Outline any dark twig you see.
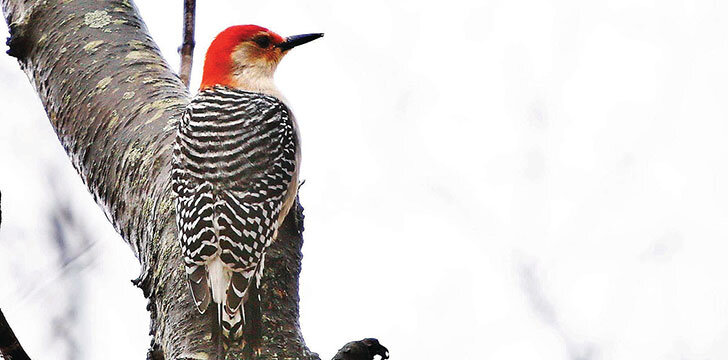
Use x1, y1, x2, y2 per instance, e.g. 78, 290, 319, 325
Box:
332, 338, 389, 360
0, 309, 32, 360
179, 0, 196, 88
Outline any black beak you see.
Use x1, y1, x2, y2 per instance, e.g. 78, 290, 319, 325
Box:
277, 33, 324, 51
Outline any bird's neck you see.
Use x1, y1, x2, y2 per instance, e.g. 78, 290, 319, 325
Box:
199, 61, 285, 101
229, 69, 284, 100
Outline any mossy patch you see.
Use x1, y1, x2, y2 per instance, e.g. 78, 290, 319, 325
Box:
83, 40, 104, 53
125, 50, 156, 61
96, 76, 112, 90
84, 10, 112, 29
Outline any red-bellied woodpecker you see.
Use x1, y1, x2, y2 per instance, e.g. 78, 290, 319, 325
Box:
171, 25, 322, 345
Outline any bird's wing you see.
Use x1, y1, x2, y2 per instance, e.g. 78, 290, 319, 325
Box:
173, 86, 297, 323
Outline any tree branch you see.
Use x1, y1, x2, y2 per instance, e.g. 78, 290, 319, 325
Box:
179, 0, 195, 89
332, 339, 389, 360
0, 309, 31, 360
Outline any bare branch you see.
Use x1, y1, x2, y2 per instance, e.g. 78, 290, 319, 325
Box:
332, 338, 389, 360
179, 0, 195, 88
0, 308, 32, 359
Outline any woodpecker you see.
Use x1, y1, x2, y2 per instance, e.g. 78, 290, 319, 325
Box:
171, 25, 322, 344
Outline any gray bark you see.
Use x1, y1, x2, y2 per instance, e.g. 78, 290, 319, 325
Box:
1, 1, 317, 359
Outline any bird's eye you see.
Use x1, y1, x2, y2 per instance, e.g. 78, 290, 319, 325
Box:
253, 36, 271, 48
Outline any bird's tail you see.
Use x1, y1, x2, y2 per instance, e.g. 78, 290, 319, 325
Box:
221, 271, 262, 349
185, 264, 212, 314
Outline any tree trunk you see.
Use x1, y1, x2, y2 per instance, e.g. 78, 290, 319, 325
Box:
1, 1, 317, 359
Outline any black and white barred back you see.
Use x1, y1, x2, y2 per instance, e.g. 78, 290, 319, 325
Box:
172, 85, 298, 342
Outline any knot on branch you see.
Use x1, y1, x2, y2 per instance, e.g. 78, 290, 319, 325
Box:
333, 338, 389, 360
146, 343, 164, 360
6, 23, 30, 61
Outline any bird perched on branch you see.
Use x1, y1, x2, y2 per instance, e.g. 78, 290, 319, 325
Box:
172, 25, 322, 346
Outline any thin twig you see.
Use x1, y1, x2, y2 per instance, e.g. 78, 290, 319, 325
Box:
179, 0, 196, 88
0, 309, 32, 360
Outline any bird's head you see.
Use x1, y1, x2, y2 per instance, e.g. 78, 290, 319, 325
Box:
199, 25, 323, 92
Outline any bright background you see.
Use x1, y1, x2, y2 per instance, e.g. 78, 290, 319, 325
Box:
3, 0, 728, 359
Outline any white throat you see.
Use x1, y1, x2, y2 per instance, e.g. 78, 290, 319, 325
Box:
231, 67, 284, 100
229, 43, 286, 101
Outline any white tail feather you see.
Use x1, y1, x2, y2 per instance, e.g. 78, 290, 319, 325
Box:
208, 257, 230, 304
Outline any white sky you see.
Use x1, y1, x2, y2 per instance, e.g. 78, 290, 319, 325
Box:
3, 0, 728, 359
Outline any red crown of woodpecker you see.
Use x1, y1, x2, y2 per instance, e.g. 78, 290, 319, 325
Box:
199, 25, 323, 90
